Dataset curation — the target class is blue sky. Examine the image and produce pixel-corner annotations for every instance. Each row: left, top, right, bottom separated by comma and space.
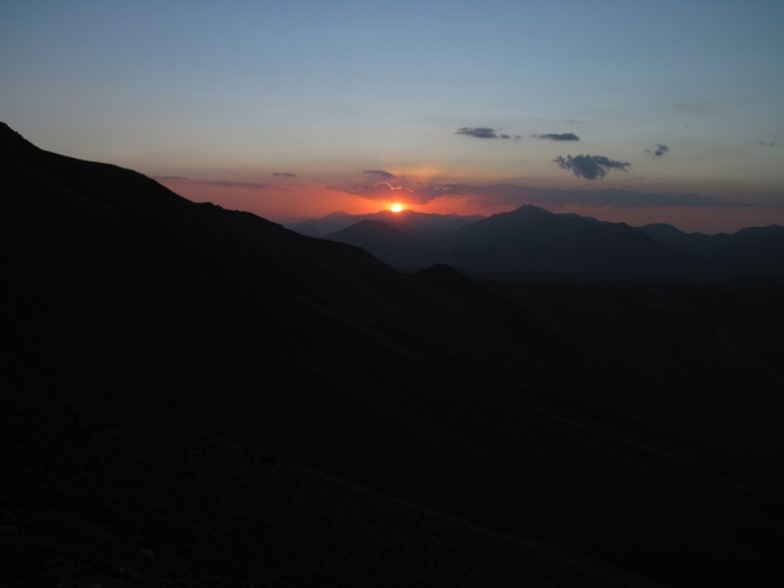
2, 0, 783, 231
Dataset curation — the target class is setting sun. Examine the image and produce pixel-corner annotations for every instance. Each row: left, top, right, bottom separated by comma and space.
390, 203, 404, 213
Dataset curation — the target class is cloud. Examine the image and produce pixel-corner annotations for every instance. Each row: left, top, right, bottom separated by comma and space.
431, 185, 743, 209
202, 180, 271, 189
329, 179, 741, 209
152, 176, 271, 189
273, 171, 297, 178
363, 169, 397, 179
456, 127, 520, 140
151, 175, 189, 181
456, 127, 497, 139
513, 187, 741, 209
645, 144, 669, 158
553, 154, 631, 180
327, 181, 414, 201
757, 140, 782, 148
532, 133, 580, 141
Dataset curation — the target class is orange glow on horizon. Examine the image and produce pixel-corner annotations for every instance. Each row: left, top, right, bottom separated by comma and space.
152, 176, 784, 234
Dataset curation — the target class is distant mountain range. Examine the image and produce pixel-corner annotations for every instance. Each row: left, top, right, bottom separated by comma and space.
294, 206, 784, 277
291, 208, 483, 239
3, 122, 784, 586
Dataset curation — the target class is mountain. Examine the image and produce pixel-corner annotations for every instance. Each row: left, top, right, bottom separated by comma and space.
641, 222, 784, 278
290, 208, 482, 239
326, 219, 425, 269
3, 122, 784, 586
321, 204, 784, 278
432, 205, 695, 276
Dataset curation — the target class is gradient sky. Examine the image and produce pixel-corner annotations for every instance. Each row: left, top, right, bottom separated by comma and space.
3, 0, 783, 232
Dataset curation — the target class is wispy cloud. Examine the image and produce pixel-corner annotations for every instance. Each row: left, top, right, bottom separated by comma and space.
151, 175, 189, 181
424, 185, 740, 209
532, 132, 580, 141
153, 176, 271, 189
456, 127, 497, 139
327, 181, 413, 200
329, 180, 741, 209
273, 171, 297, 178
206, 180, 271, 189
363, 169, 397, 179
501, 187, 741, 209
553, 154, 631, 180
456, 127, 520, 140
644, 144, 669, 157
757, 140, 782, 148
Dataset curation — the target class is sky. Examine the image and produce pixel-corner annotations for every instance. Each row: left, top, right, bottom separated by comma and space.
2, 0, 783, 233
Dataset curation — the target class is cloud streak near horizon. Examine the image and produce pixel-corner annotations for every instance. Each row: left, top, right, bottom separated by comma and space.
363, 169, 397, 179
533, 133, 580, 141
645, 144, 670, 157
554, 154, 631, 180
456, 127, 520, 140
154, 176, 272, 189
329, 180, 741, 209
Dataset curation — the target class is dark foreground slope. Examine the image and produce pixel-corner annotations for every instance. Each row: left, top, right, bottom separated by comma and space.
1, 363, 655, 588
3, 123, 784, 586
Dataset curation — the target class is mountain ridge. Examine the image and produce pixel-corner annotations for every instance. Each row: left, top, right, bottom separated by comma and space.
310, 203, 784, 277
291, 208, 483, 239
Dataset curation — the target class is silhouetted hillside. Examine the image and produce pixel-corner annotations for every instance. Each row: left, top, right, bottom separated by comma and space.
3, 122, 784, 586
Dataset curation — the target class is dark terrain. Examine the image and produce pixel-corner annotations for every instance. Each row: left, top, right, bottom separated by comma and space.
3, 122, 784, 586
312, 204, 784, 278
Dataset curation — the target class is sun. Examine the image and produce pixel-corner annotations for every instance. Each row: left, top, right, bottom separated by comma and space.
390, 202, 405, 213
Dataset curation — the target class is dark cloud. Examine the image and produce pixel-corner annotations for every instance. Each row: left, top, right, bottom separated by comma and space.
532, 133, 581, 141
645, 144, 669, 157
363, 169, 397, 179
273, 171, 297, 178
455, 127, 519, 140
456, 127, 498, 139
553, 154, 631, 180
757, 140, 782, 148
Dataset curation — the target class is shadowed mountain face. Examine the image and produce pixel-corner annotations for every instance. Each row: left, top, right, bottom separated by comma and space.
316, 204, 784, 278
639, 222, 784, 278
3, 122, 784, 586
327, 219, 425, 269
291, 208, 482, 239
431, 205, 693, 276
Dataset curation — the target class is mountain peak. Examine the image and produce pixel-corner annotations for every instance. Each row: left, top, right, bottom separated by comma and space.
0, 122, 40, 153
508, 204, 555, 217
